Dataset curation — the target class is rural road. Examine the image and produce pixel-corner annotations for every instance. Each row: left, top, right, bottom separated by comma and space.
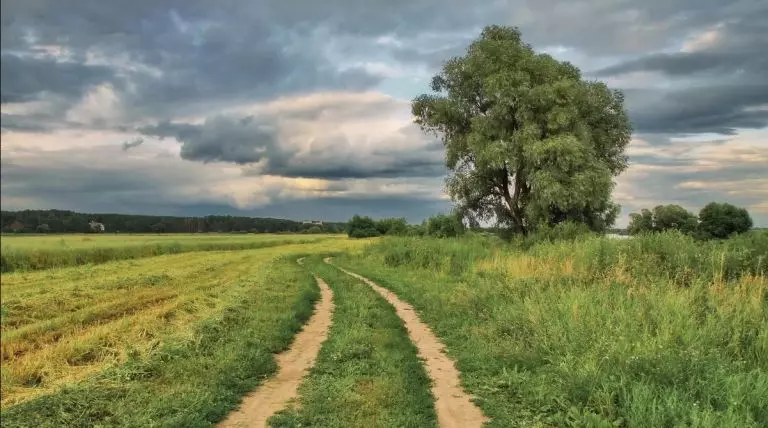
218, 261, 334, 428
325, 257, 488, 428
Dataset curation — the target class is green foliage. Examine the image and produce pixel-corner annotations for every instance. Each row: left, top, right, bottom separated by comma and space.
628, 203, 753, 240
412, 25, 631, 234
1, 209, 346, 234
424, 214, 466, 238
697, 202, 753, 239
375, 217, 409, 236
628, 205, 698, 235
346, 215, 381, 238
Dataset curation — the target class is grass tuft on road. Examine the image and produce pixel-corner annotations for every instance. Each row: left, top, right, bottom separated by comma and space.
269, 255, 436, 428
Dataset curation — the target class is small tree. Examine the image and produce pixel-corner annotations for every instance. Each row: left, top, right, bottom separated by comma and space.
697, 202, 752, 239
347, 215, 381, 238
375, 217, 409, 236
425, 214, 465, 238
627, 209, 654, 235
627, 205, 697, 235
36, 223, 51, 234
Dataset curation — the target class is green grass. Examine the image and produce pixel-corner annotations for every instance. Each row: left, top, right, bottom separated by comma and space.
0, 233, 339, 272
269, 255, 437, 428
1, 254, 318, 427
335, 231, 768, 427
0, 238, 370, 426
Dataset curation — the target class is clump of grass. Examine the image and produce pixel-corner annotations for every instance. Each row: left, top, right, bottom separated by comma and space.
337, 230, 768, 427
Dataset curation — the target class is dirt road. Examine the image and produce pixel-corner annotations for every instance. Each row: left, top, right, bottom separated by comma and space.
326, 258, 487, 428
218, 269, 334, 428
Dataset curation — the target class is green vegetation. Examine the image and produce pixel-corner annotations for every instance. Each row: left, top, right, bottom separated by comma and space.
0, 238, 366, 426
628, 202, 754, 240
334, 231, 768, 427
412, 25, 632, 234
1, 209, 346, 234
0, 234, 337, 272
347, 213, 466, 239
270, 256, 436, 427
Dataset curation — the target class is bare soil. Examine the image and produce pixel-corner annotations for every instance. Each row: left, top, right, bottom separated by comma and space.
218, 269, 334, 428
326, 258, 488, 428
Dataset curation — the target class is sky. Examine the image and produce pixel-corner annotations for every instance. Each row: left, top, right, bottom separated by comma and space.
1, 0, 766, 226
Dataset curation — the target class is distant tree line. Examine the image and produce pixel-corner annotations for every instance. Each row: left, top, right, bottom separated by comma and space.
627, 202, 753, 240
347, 214, 466, 239
1, 210, 346, 234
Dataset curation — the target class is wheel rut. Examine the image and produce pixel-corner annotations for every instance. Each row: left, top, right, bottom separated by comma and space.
325, 257, 488, 428
218, 259, 333, 428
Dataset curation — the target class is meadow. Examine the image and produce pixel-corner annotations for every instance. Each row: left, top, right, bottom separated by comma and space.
1, 230, 765, 427
0, 233, 336, 272
334, 231, 768, 427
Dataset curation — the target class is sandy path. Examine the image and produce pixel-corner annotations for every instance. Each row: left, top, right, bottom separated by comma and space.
218, 261, 333, 428
326, 258, 487, 428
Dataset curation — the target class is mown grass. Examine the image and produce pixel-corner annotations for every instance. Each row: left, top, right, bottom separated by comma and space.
336, 231, 768, 427
0, 234, 339, 272
269, 255, 436, 428
0, 238, 367, 426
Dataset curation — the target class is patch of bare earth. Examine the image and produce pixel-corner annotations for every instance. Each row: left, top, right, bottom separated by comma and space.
326, 258, 488, 428
218, 263, 333, 428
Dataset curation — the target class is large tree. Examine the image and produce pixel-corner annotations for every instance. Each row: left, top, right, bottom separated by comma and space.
412, 26, 632, 234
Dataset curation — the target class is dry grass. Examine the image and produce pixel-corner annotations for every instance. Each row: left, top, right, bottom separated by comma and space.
0, 236, 367, 410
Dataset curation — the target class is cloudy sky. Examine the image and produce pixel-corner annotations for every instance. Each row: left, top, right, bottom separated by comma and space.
2, 1, 766, 226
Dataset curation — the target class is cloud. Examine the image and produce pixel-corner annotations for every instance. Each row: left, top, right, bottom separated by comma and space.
2, 0, 767, 226
0, 54, 116, 104
593, 13, 768, 135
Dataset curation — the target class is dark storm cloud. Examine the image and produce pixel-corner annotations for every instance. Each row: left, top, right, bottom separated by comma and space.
0, 54, 115, 103
624, 84, 768, 135
594, 12, 768, 135
139, 116, 446, 178
138, 116, 284, 164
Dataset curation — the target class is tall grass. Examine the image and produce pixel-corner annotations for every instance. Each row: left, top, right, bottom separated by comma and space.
0, 235, 336, 272
338, 230, 768, 427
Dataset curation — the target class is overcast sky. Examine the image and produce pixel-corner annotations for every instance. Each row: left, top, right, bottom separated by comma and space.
2, 0, 766, 226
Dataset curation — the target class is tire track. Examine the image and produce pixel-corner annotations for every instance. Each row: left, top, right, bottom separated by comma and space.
325, 257, 488, 428
218, 262, 334, 428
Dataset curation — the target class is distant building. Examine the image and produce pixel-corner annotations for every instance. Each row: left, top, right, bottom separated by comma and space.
302, 220, 323, 225
89, 220, 106, 233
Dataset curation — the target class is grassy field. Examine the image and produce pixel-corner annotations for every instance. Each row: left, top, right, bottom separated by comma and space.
2, 230, 765, 427
0, 233, 337, 272
335, 231, 768, 427
0, 237, 366, 426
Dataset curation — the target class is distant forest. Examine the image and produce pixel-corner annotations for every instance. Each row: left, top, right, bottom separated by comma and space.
1, 210, 347, 234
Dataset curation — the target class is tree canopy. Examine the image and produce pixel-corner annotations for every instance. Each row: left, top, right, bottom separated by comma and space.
697, 202, 753, 239
412, 25, 631, 234
627, 202, 753, 239
627, 205, 698, 235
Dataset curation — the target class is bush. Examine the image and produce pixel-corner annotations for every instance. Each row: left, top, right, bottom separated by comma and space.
347, 215, 381, 238
425, 214, 465, 238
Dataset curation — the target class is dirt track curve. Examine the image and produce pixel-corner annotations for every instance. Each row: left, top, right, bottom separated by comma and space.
218, 258, 334, 428
325, 257, 488, 428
